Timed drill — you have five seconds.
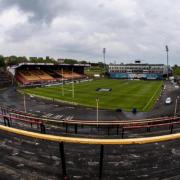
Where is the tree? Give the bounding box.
[29,57,38,63]
[5,56,18,66]
[79,60,88,64]
[64,59,78,64]
[17,56,28,63]
[0,55,5,67]
[98,62,105,68]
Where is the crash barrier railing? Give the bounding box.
[1,114,179,138]
[0,105,176,125]
[1,124,180,179]
[1,105,180,137]
[0,107,46,133]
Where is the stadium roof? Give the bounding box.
[9,62,90,69]
[109,63,165,66]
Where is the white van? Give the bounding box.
[165,97,172,104]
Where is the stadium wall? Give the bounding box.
[109,72,164,80]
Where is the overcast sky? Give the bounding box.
[0,0,180,64]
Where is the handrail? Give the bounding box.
[6,110,158,123]
[2,113,180,133]
[0,124,180,145]
[0,114,42,125]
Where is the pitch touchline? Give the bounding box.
[143,84,162,111]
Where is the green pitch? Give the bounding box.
[23,79,163,112]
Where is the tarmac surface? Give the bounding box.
[0,80,180,121]
[0,80,180,179]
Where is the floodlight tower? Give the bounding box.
[165,45,169,80]
[103,48,106,73]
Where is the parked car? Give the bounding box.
[165,97,172,104]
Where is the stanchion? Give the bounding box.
[170,124,174,134]
[59,142,68,180]
[65,123,68,133]
[99,145,104,180]
[121,128,124,139]
[75,124,78,134]
[116,125,119,135]
[107,127,110,136]
[40,124,46,134]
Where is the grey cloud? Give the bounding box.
[6,24,40,42]
[1,0,71,23]
[0,0,180,65]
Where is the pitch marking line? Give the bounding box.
[143,84,162,111]
[43,113,53,118]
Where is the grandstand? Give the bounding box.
[30,69,55,81]
[8,63,89,86]
[108,61,171,80]
[16,70,42,85]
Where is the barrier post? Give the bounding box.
[9,114,12,127]
[147,123,150,132]
[7,117,10,127]
[65,123,68,133]
[3,116,6,126]
[97,125,100,133]
[99,145,104,180]
[75,124,78,134]
[170,124,174,134]
[169,120,171,130]
[40,124,46,134]
[116,125,119,135]
[107,127,110,136]
[3,117,10,127]
[121,128,124,139]
[59,142,67,179]
[37,121,39,129]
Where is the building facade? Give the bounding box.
[108,61,169,80]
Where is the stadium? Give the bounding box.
[0,58,180,180]
[2,1,180,179]
[7,61,166,111]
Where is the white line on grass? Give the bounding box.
[143,84,162,111]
